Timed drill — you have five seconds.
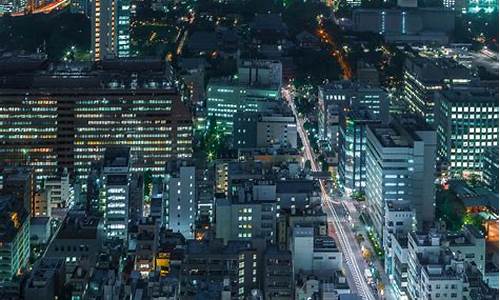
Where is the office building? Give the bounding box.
[352,8,456,44]
[102,147,130,242]
[365,118,436,236]
[276,179,318,211]
[215,181,277,244]
[403,56,472,124]
[180,239,260,299]
[24,258,65,300]
[233,110,297,150]
[0,60,192,182]
[91,0,130,60]
[238,59,283,87]
[44,212,102,271]
[163,160,196,239]
[207,81,281,134]
[318,81,389,148]
[291,227,343,275]
[0,195,30,281]
[206,60,282,134]
[338,111,382,195]
[435,87,498,176]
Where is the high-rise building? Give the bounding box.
[91,0,130,60]
[163,160,196,239]
[207,82,281,134]
[365,118,436,236]
[317,81,389,148]
[102,147,130,242]
[0,60,192,182]
[206,60,283,134]
[338,111,382,195]
[402,56,471,125]
[435,87,498,176]
[0,195,30,281]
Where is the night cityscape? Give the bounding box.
[0,0,498,298]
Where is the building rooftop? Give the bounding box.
[448,179,499,212]
[405,55,472,84]
[314,235,339,252]
[440,87,498,104]
[369,117,430,148]
[276,179,315,194]
[187,31,217,53]
[385,200,414,212]
[293,226,314,237]
[185,239,253,255]
[25,258,64,289]
[30,216,50,226]
[0,58,176,91]
[104,147,130,168]
[57,214,100,240]
[250,13,287,33]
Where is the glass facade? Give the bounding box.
[436,89,499,175]
[0,92,192,183]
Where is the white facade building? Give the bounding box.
[365,119,436,236]
[164,161,196,239]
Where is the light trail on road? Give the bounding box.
[10,0,70,16]
[283,86,375,300]
[316,21,353,80]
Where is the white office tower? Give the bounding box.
[102,147,130,242]
[164,160,196,239]
[365,118,436,236]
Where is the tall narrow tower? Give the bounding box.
[91,0,130,61]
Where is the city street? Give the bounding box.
[283,86,378,300]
